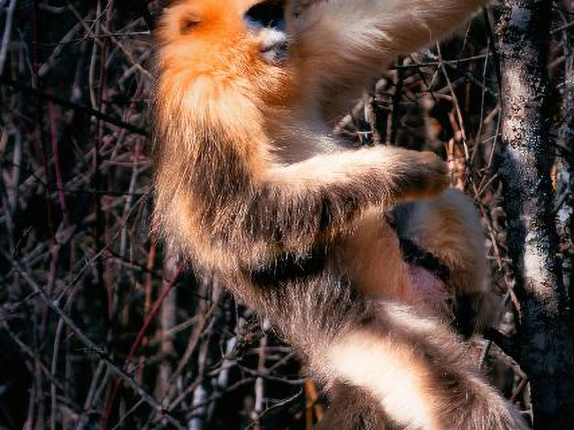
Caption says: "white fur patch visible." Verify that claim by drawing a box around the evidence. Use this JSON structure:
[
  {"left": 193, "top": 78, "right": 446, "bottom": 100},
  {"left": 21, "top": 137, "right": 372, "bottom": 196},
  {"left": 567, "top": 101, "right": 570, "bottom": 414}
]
[{"left": 327, "top": 330, "right": 439, "bottom": 429}]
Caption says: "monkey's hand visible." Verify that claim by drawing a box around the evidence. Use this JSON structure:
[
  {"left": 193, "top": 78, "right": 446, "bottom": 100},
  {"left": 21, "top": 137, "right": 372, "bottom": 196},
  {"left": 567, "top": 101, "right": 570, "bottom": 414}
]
[
  {"left": 269, "top": 147, "right": 448, "bottom": 208},
  {"left": 392, "top": 150, "right": 449, "bottom": 201}
]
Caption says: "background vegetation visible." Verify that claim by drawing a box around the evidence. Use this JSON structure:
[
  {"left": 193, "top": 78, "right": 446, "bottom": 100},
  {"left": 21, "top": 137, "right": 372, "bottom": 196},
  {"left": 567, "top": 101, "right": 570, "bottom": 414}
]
[{"left": 0, "top": 1, "right": 572, "bottom": 429}]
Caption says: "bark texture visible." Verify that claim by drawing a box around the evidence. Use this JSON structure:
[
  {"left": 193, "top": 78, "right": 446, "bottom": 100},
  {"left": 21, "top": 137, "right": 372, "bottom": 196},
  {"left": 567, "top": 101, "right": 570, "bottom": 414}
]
[{"left": 497, "top": 0, "right": 574, "bottom": 428}]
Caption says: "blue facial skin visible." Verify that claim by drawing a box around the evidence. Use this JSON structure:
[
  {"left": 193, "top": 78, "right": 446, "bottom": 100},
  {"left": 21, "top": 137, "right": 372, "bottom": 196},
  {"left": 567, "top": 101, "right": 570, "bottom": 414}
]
[
  {"left": 244, "top": 1, "right": 286, "bottom": 31},
  {"left": 245, "top": 1, "right": 289, "bottom": 64}
]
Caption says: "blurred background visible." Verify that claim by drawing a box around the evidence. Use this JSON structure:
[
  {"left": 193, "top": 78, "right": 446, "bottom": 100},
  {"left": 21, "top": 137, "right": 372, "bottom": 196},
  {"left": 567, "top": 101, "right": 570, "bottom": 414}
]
[{"left": 1, "top": 1, "right": 572, "bottom": 429}]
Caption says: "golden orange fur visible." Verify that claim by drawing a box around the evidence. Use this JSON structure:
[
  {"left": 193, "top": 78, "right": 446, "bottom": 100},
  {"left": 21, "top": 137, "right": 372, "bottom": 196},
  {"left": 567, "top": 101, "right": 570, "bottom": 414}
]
[{"left": 153, "top": 0, "right": 528, "bottom": 428}]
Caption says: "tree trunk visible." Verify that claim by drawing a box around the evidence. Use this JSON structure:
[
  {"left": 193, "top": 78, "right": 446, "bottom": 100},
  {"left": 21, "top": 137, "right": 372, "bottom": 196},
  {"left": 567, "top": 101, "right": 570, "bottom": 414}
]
[{"left": 496, "top": 0, "right": 574, "bottom": 428}]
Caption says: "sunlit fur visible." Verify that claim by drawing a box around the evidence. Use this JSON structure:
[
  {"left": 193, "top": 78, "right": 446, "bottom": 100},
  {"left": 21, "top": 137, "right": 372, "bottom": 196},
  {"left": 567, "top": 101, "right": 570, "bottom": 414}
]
[{"left": 153, "top": 0, "right": 528, "bottom": 428}]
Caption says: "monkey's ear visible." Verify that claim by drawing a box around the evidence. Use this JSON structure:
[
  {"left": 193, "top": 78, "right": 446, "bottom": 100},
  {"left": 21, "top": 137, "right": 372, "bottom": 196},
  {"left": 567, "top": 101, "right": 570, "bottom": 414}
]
[
  {"left": 179, "top": 12, "right": 202, "bottom": 35},
  {"left": 157, "top": 2, "right": 204, "bottom": 42}
]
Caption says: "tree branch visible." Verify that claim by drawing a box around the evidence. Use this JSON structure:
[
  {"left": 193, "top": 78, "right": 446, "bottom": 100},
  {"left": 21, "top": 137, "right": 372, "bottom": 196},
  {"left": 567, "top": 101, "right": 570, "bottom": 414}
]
[
  {"left": 11, "top": 263, "right": 186, "bottom": 430},
  {"left": 0, "top": 75, "right": 149, "bottom": 137},
  {"left": 496, "top": 0, "right": 574, "bottom": 427}
]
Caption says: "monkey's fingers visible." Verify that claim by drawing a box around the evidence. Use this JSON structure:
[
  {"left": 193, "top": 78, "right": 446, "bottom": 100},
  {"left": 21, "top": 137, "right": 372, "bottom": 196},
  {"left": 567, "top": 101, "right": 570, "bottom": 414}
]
[{"left": 393, "top": 150, "right": 449, "bottom": 201}]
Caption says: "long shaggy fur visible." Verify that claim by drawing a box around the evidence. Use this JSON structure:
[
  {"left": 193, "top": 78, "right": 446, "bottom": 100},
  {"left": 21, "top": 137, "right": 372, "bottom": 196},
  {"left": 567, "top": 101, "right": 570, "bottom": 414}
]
[{"left": 153, "top": 0, "right": 528, "bottom": 428}]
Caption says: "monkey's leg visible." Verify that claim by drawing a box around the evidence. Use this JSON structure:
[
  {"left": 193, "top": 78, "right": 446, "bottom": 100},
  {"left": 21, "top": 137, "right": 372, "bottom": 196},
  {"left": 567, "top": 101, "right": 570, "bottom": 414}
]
[
  {"left": 266, "top": 275, "right": 526, "bottom": 429},
  {"left": 321, "top": 191, "right": 512, "bottom": 430},
  {"left": 393, "top": 188, "right": 499, "bottom": 335},
  {"left": 245, "top": 242, "right": 526, "bottom": 429},
  {"left": 320, "top": 304, "right": 528, "bottom": 430}
]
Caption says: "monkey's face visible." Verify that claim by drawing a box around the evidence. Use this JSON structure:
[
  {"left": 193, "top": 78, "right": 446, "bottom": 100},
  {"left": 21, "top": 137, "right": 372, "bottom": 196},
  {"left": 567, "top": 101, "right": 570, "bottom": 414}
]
[
  {"left": 156, "top": 0, "right": 294, "bottom": 107},
  {"left": 245, "top": 0, "right": 290, "bottom": 65}
]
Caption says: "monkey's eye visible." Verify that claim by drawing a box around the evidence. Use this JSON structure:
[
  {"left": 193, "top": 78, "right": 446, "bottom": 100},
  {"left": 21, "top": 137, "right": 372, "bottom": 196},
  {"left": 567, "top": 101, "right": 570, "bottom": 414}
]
[
  {"left": 244, "top": 0, "right": 285, "bottom": 30},
  {"left": 179, "top": 14, "right": 201, "bottom": 35}
]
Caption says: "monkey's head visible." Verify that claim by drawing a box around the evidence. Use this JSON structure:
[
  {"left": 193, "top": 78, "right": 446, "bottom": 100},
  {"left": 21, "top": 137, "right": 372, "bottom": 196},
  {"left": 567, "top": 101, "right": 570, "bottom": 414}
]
[{"left": 156, "top": 0, "right": 296, "bottom": 110}]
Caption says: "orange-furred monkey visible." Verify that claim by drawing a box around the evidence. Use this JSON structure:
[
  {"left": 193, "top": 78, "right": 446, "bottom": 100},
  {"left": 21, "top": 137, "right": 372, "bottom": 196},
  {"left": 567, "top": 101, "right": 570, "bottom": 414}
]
[{"left": 153, "top": 0, "right": 528, "bottom": 428}]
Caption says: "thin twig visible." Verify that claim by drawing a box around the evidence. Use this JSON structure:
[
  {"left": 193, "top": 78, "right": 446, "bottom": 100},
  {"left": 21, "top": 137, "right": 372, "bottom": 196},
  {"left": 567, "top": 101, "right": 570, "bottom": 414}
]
[{"left": 11, "top": 262, "right": 187, "bottom": 430}]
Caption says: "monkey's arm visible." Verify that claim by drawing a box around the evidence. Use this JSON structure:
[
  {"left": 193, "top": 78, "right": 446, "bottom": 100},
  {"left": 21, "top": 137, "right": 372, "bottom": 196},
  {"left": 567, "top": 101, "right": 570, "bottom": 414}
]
[
  {"left": 301, "top": 0, "right": 483, "bottom": 50},
  {"left": 289, "top": 0, "right": 485, "bottom": 117},
  {"left": 251, "top": 146, "right": 448, "bottom": 250},
  {"left": 292, "top": 0, "right": 484, "bottom": 68},
  {"left": 266, "top": 146, "right": 447, "bottom": 202},
  {"left": 154, "top": 113, "right": 447, "bottom": 262}
]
